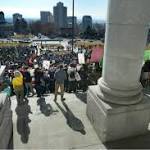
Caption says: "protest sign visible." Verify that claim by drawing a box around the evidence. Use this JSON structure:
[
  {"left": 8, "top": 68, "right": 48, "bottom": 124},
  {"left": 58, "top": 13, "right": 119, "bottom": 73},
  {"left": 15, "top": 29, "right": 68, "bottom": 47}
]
[
  {"left": 78, "top": 53, "right": 85, "bottom": 64},
  {"left": 43, "top": 60, "right": 50, "bottom": 69}
]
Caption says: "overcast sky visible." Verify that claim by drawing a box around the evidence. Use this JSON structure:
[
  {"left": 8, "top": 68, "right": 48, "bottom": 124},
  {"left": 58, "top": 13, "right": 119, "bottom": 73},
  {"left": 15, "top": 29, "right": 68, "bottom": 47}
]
[{"left": 1, "top": 0, "right": 108, "bottom": 20}]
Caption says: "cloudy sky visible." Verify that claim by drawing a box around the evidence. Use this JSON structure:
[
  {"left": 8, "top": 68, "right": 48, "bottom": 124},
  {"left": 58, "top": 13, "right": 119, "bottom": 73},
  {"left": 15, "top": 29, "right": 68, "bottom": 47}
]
[{"left": 1, "top": 0, "right": 108, "bottom": 20}]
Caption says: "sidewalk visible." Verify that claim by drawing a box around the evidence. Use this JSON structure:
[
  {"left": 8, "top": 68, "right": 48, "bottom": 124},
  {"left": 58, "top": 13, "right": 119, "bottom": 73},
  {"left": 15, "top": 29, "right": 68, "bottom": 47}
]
[
  {"left": 11, "top": 91, "right": 150, "bottom": 149},
  {"left": 11, "top": 92, "right": 104, "bottom": 149}
]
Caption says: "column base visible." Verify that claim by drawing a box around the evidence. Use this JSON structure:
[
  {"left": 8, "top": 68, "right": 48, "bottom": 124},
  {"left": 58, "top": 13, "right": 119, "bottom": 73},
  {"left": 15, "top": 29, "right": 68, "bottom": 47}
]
[
  {"left": 98, "top": 78, "right": 143, "bottom": 105},
  {"left": 87, "top": 85, "right": 150, "bottom": 142}
]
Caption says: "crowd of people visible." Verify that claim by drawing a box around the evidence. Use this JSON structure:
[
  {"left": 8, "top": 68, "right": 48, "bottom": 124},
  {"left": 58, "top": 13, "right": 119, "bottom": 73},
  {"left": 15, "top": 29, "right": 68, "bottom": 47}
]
[
  {"left": 6, "top": 62, "right": 88, "bottom": 105},
  {"left": 0, "top": 45, "right": 95, "bottom": 106},
  {"left": 1, "top": 44, "right": 150, "bottom": 106},
  {"left": 0, "top": 46, "right": 36, "bottom": 66}
]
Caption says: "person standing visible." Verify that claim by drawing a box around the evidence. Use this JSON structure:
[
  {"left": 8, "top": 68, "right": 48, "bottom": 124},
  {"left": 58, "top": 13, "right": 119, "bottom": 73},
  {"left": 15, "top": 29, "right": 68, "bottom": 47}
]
[
  {"left": 34, "top": 68, "right": 46, "bottom": 97},
  {"left": 24, "top": 67, "right": 34, "bottom": 97},
  {"left": 49, "top": 65, "right": 56, "bottom": 93},
  {"left": 43, "top": 69, "right": 50, "bottom": 93},
  {"left": 12, "top": 70, "right": 24, "bottom": 105},
  {"left": 64, "top": 64, "right": 69, "bottom": 92},
  {"left": 68, "top": 64, "right": 77, "bottom": 93},
  {"left": 79, "top": 67, "right": 88, "bottom": 92},
  {"left": 54, "top": 65, "right": 67, "bottom": 102}
]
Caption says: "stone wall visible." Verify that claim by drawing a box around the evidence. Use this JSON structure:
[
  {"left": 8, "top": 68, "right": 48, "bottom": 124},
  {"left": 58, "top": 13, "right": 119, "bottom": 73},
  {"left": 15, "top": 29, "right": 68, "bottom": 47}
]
[{"left": 0, "top": 93, "right": 13, "bottom": 149}]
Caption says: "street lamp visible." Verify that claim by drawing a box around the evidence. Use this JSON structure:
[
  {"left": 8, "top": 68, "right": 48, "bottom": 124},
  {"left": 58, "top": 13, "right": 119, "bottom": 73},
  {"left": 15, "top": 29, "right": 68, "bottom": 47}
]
[{"left": 71, "top": 0, "right": 75, "bottom": 53}]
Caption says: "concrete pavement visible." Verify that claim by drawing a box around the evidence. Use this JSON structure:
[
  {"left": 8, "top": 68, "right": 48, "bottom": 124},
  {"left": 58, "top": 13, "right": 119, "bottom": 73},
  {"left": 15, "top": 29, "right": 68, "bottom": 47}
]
[
  {"left": 11, "top": 92, "right": 105, "bottom": 149},
  {"left": 11, "top": 91, "right": 150, "bottom": 149}
]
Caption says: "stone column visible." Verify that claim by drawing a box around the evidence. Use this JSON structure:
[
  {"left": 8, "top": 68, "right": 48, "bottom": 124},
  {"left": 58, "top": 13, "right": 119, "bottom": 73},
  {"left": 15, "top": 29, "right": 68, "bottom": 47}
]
[
  {"left": 87, "top": 0, "right": 150, "bottom": 142},
  {"left": 98, "top": 0, "right": 150, "bottom": 105}
]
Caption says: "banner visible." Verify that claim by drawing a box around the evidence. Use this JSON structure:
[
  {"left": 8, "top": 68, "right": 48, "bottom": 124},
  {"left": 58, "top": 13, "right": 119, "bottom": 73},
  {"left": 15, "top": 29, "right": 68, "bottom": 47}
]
[{"left": 90, "top": 46, "right": 104, "bottom": 63}]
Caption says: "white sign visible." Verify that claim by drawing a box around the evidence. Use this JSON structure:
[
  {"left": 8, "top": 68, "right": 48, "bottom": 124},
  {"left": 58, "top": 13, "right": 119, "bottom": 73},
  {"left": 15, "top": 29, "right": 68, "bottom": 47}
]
[
  {"left": 34, "top": 64, "right": 39, "bottom": 69},
  {"left": 52, "top": 60, "right": 55, "bottom": 64},
  {"left": 78, "top": 53, "right": 85, "bottom": 64},
  {"left": 43, "top": 60, "right": 50, "bottom": 69}
]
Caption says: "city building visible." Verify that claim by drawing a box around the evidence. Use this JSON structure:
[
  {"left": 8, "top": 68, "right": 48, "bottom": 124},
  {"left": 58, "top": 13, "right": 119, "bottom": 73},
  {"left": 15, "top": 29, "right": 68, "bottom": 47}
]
[
  {"left": 13, "top": 18, "right": 28, "bottom": 34},
  {"left": 0, "top": 11, "right": 5, "bottom": 24},
  {"left": 82, "top": 15, "right": 92, "bottom": 31},
  {"left": 67, "top": 16, "right": 77, "bottom": 28},
  {"left": 0, "top": 11, "right": 13, "bottom": 37},
  {"left": 40, "top": 11, "right": 54, "bottom": 24},
  {"left": 13, "top": 13, "right": 22, "bottom": 24},
  {"left": 0, "top": 23, "right": 13, "bottom": 37},
  {"left": 53, "top": 2, "right": 67, "bottom": 29}
]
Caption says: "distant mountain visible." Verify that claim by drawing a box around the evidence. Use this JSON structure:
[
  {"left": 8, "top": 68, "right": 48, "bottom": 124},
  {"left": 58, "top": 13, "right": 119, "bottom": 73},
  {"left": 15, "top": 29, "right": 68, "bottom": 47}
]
[
  {"left": 5, "top": 17, "right": 39, "bottom": 24},
  {"left": 6, "top": 18, "right": 13, "bottom": 23},
  {"left": 93, "top": 19, "right": 106, "bottom": 24},
  {"left": 77, "top": 18, "right": 106, "bottom": 24},
  {"left": 6, "top": 16, "right": 105, "bottom": 25},
  {"left": 26, "top": 18, "right": 39, "bottom": 23}
]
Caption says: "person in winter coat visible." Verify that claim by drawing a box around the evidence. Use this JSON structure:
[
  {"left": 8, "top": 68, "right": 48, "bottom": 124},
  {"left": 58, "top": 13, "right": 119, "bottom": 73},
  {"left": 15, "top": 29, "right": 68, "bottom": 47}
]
[
  {"left": 12, "top": 70, "right": 24, "bottom": 105},
  {"left": 54, "top": 65, "right": 67, "bottom": 102}
]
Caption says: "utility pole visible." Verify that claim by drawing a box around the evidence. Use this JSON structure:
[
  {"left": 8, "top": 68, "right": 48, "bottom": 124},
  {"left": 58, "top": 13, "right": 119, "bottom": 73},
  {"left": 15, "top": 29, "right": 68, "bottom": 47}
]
[{"left": 71, "top": 0, "right": 75, "bottom": 53}]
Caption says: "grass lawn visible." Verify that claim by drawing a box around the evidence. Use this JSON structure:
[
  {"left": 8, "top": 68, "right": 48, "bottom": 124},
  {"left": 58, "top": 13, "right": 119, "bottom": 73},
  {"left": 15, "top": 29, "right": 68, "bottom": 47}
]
[{"left": 0, "top": 42, "right": 30, "bottom": 47}]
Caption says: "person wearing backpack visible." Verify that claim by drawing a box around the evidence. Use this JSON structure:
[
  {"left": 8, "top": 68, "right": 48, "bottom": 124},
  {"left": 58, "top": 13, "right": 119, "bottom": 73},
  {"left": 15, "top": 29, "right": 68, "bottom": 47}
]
[
  {"left": 12, "top": 70, "right": 24, "bottom": 105},
  {"left": 54, "top": 64, "right": 67, "bottom": 102},
  {"left": 68, "top": 64, "right": 77, "bottom": 93}
]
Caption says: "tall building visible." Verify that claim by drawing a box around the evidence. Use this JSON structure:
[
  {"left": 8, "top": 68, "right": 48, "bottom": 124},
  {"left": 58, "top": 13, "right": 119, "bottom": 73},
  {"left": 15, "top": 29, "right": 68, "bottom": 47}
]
[
  {"left": 67, "top": 16, "right": 77, "bottom": 28},
  {"left": 14, "top": 17, "right": 28, "bottom": 34},
  {"left": 40, "top": 11, "right": 53, "bottom": 24},
  {"left": 0, "top": 23, "right": 13, "bottom": 37},
  {"left": 53, "top": 2, "right": 67, "bottom": 29},
  {"left": 82, "top": 16, "right": 92, "bottom": 31},
  {"left": 0, "top": 11, "right": 5, "bottom": 24},
  {"left": 13, "top": 13, "right": 22, "bottom": 24}
]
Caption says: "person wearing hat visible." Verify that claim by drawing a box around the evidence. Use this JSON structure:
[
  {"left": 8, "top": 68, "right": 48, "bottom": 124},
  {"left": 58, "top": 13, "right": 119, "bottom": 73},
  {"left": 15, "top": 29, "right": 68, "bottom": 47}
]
[{"left": 12, "top": 70, "right": 24, "bottom": 105}]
